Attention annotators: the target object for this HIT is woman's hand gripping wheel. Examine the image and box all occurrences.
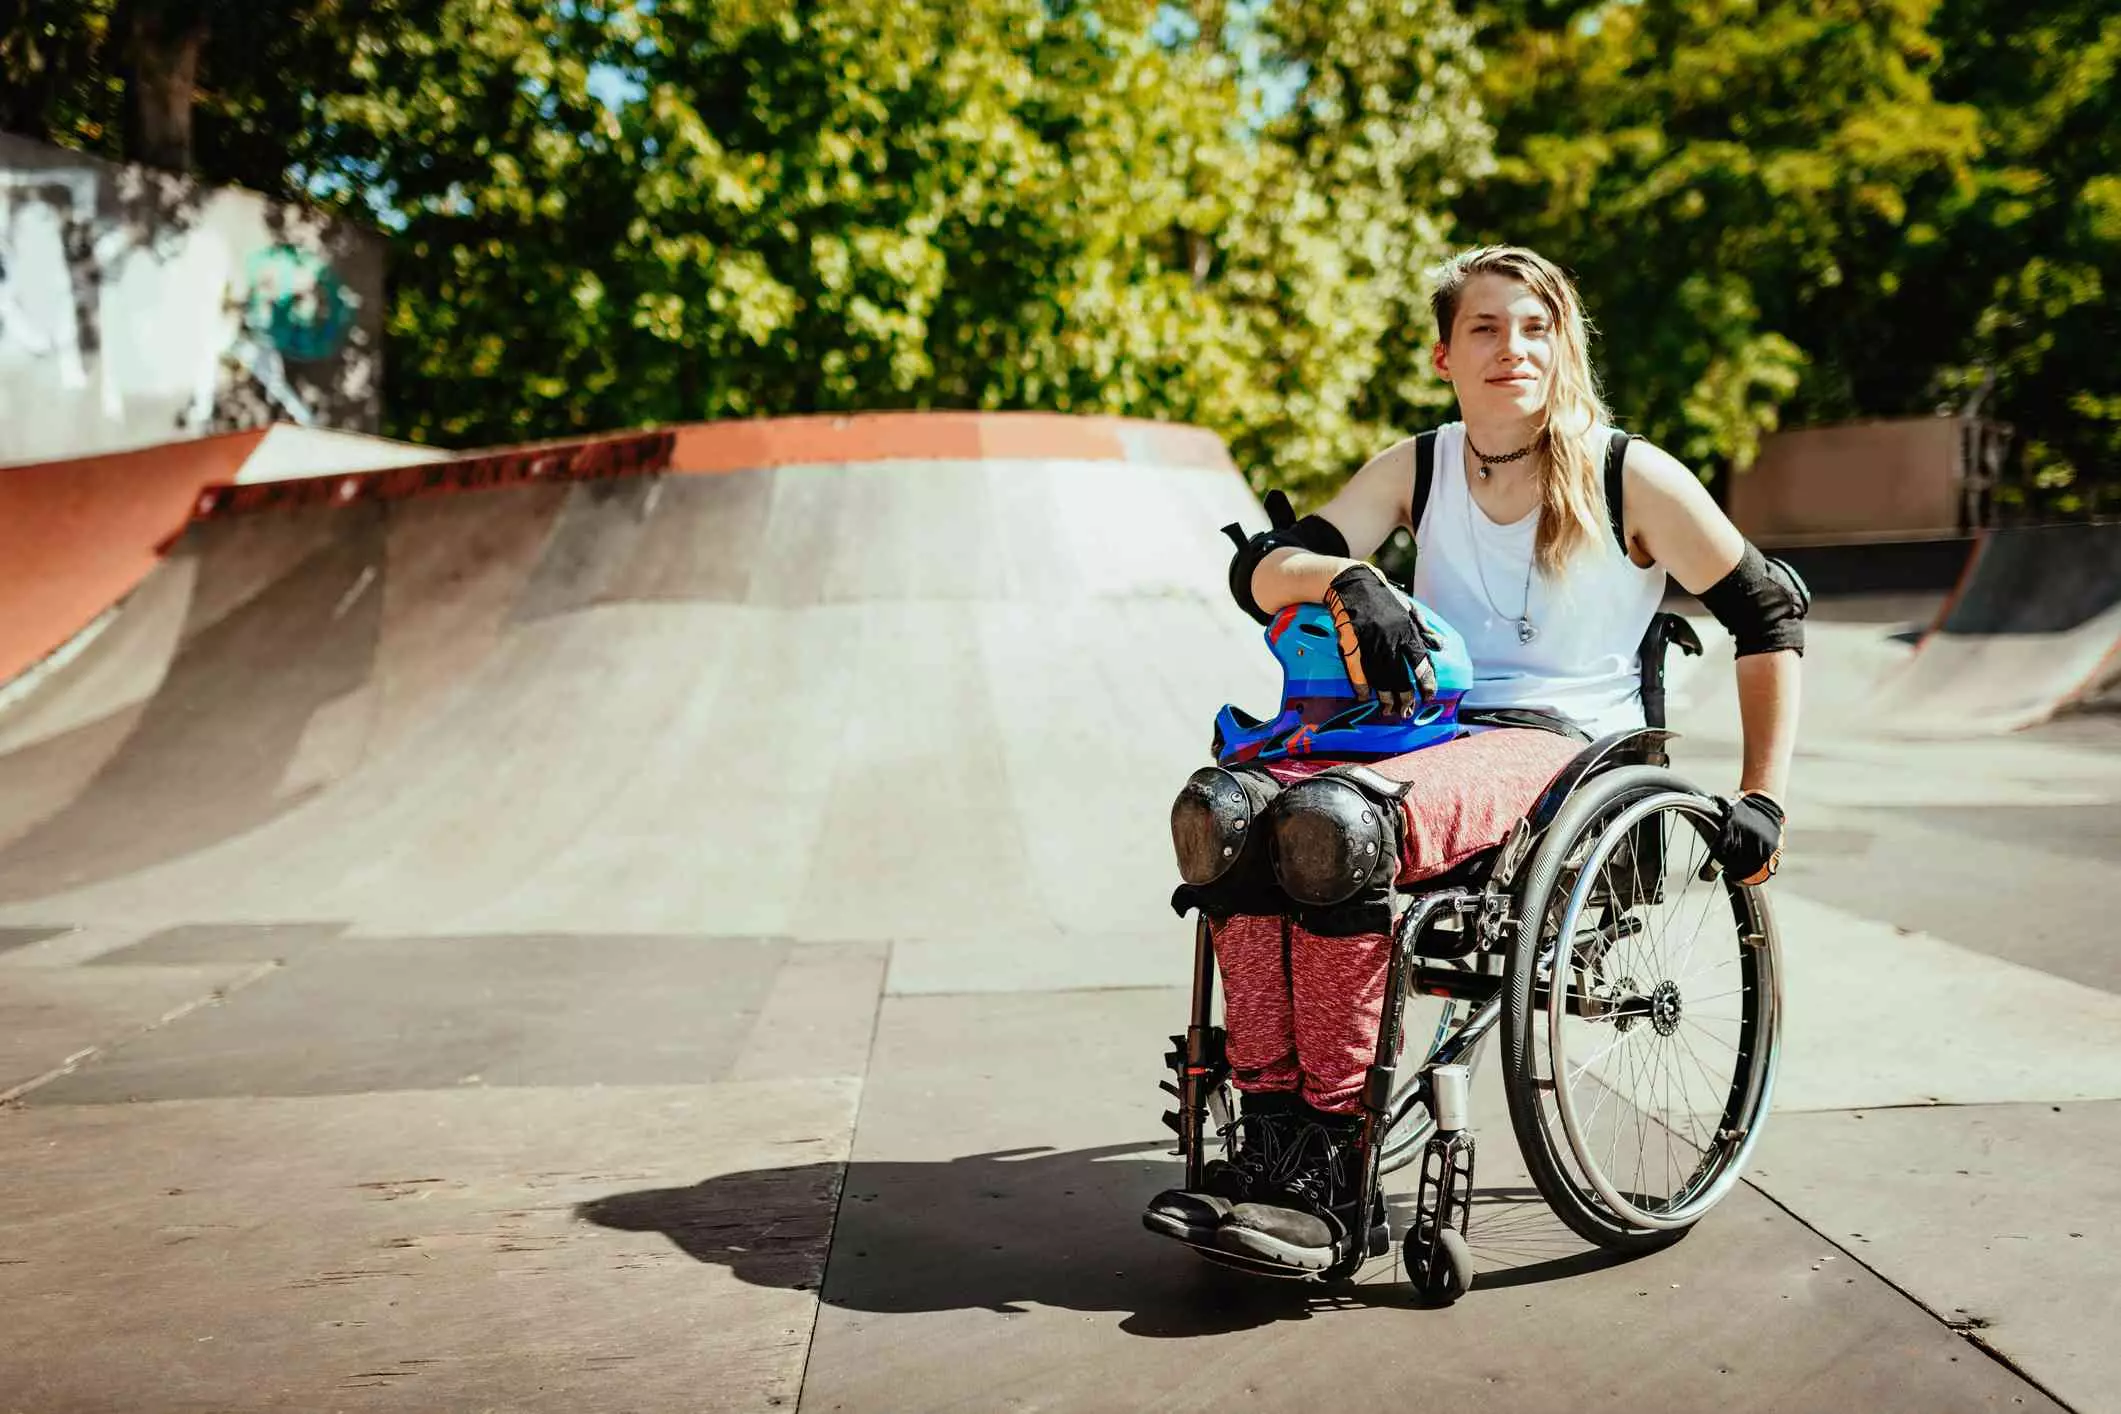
[1713,792,1785,886]
[1323,564,1443,719]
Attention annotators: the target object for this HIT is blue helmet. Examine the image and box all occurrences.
[1212,599,1475,765]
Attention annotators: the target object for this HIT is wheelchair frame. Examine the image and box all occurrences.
[1159,727,1781,1298]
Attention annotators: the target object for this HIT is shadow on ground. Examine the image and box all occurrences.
[577,1143,1645,1338]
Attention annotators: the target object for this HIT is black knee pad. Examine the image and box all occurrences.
[1168,765,1287,919]
[1171,766,1268,884]
[1267,766,1410,910]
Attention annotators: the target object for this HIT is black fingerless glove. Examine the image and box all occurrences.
[1322,564,1441,716]
[1715,792,1786,886]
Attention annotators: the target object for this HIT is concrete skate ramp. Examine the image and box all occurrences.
[0,412,1260,949]
[1872,522,2121,733]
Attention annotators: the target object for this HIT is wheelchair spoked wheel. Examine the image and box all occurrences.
[1502,765,1782,1252]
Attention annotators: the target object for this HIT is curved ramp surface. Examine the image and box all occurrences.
[0,415,1259,945]
[1872,522,2121,733]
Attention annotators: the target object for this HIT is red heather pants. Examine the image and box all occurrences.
[1213,728,1584,1115]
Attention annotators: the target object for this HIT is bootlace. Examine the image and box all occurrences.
[1274,1121,1360,1212]
[1217,1106,1301,1183]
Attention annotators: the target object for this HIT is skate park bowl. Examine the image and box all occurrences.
[1867,521,2121,733]
[1661,523,2121,742]
[0,412,1257,948]
[4,413,2119,1413]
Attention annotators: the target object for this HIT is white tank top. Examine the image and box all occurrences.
[1411,422,1668,738]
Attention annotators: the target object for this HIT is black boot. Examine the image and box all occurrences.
[1142,1091,1305,1245]
[1211,1109,1387,1272]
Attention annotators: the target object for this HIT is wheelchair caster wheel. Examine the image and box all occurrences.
[1407,1226,1474,1305]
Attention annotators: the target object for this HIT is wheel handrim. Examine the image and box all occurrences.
[1542,791,1780,1230]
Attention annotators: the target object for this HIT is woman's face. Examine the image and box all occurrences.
[1432,273,1555,424]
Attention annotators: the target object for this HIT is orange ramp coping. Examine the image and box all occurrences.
[0,431,269,687]
[666,411,1233,474]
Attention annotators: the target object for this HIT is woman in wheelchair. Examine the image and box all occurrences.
[1145,245,1806,1288]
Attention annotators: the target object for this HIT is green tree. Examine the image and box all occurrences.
[1919,0,2120,516]
[5,0,1494,497]
[1,0,448,191]
[1,0,123,155]
[1457,0,1980,479]
[336,0,1492,488]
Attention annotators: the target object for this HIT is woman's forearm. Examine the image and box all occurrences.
[1250,547,1363,616]
[1733,650,1800,800]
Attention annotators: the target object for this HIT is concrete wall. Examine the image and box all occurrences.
[0,132,384,466]
[1730,416,1972,548]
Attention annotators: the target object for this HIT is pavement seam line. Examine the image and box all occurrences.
[1779,1097,2116,1115]
[884,983,1184,1000]
[0,959,282,1107]
[793,938,892,1414]
[1740,1172,2079,1412]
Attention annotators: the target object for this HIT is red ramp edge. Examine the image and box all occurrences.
[191,431,676,522]
[0,430,270,686]
[667,411,1234,474]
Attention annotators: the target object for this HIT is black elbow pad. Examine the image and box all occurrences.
[1219,491,1351,625]
[1698,543,1810,657]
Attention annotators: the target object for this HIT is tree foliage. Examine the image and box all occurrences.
[1920,0,2121,515]
[1454,0,1980,478]
[2,1,440,183]
[1,0,121,153]
[3,0,2114,515]
[5,0,1482,492]
[341,0,1488,492]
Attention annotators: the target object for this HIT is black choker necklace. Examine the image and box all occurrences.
[1467,432,1536,480]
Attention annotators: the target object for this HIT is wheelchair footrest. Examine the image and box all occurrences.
[1185,1241,1330,1283]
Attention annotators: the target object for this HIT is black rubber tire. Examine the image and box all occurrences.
[1406,1225,1473,1304]
[1436,1228,1475,1300]
[1500,764,1755,1254]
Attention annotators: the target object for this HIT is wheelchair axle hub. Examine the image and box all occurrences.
[1649,978,1683,1036]
[1604,976,1682,1036]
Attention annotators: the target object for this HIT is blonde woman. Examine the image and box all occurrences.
[1146,245,1805,1272]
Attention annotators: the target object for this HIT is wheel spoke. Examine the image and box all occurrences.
[1659,1036,1676,1200]
[1567,1023,1639,1084]
[1665,827,1724,981]
[1680,1014,1743,1045]
[1671,1024,1732,1110]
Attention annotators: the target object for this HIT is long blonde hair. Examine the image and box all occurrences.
[1429,246,1609,577]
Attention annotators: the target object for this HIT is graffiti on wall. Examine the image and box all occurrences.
[0,136,383,465]
[0,169,97,395]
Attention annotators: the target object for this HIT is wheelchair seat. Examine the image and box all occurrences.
[1396,846,1502,896]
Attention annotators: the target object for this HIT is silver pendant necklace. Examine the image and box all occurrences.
[1464,440,1539,644]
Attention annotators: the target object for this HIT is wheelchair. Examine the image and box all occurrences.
[1156,716,1784,1303]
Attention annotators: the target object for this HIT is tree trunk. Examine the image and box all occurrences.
[118,1,209,172]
